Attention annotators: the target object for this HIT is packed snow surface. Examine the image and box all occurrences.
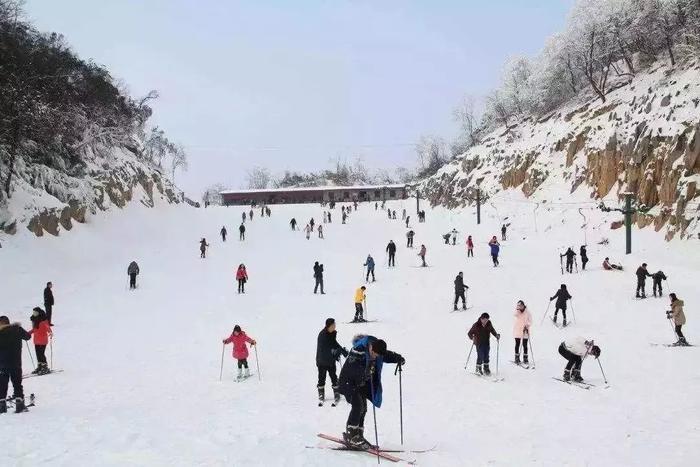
[1,200,699,466]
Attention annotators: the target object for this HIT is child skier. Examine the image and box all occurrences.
[513,300,531,365]
[558,337,601,382]
[467,313,500,375]
[236,264,248,294]
[353,286,367,322]
[220,226,227,242]
[29,307,52,375]
[222,325,257,380]
[667,293,688,346]
[550,284,572,327]
[338,334,404,449]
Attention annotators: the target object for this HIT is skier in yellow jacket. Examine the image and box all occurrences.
[353,286,367,323]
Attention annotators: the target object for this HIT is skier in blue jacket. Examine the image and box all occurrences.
[364,255,376,282]
[338,335,404,449]
[489,236,500,267]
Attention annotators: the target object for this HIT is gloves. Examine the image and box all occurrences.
[251,340,257,346]
[222,339,227,344]
[396,354,406,366]
[496,333,501,340]
[342,347,349,358]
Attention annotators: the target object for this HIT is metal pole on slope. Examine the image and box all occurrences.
[254,345,261,381]
[464,342,474,370]
[394,362,404,445]
[476,189,481,225]
[219,343,225,381]
[540,301,552,325]
[50,336,54,370]
[496,337,500,377]
[569,299,577,324]
[527,331,535,368]
[370,376,381,464]
[596,358,609,385]
[25,341,35,370]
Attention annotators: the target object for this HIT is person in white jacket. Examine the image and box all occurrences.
[513,300,532,365]
[558,337,601,382]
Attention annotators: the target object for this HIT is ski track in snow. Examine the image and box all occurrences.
[1,200,699,466]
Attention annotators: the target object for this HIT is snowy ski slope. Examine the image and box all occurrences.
[1,199,699,466]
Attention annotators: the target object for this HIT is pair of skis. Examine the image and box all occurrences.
[22,369,63,379]
[314,433,433,463]
[510,361,535,370]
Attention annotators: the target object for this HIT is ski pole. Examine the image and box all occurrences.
[464,342,474,369]
[527,331,535,368]
[540,301,552,325]
[25,341,35,369]
[394,362,404,445]
[219,343,225,381]
[370,376,381,464]
[668,316,677,340]
[364,298,368,320]
[496,337,500,376]
[254,345,261,381]
[596,357,608,384]
[50,336,54,370]
[569,299,576,324]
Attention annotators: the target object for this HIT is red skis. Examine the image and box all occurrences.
[317,433,404,463]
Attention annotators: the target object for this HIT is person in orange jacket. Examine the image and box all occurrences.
[29,307,52,375]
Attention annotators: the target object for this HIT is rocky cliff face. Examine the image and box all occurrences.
[0,143,186,238]
[421,62,700,240]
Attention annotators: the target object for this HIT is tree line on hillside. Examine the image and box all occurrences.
[0,0,187,203]
[437,0,700,170]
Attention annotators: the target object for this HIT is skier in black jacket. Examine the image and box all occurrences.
[652,270,667,297]
[338,335,404,449]
[313,262,325,294]
[0,316,31,413]
[316,318,348,406]
[385,240,397,267]
[127,261,140,290]
[454,272,468,311]
[580,245,588,270]
[220,226,227,242]
[561,248,577,273]
[239,223,246,241]
[550,284,572,327]
[636,263,651,298]
[43,282,54,325]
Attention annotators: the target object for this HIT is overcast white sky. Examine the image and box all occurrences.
[25,0,573,195]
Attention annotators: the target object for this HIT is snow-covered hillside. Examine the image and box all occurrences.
[422,62,700,241]
[1,200,699,466]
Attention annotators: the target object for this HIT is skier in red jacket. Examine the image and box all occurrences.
[236,264,248,294]
[223,325,257,380]
[29,307,52,375]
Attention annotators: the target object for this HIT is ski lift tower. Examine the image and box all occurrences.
[599,192,650,255]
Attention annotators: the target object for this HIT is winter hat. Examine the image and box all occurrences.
[480,312,490,320]
[372,339,388,356]
[233,325,242,333]
[325,318,335,328]
[590,345,601,358]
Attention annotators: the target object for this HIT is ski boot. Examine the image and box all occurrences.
[31,366,41,375]
[37,363,50,375]
[514,354,521,364]
[679,337,689,347]
[562,318,568,328]
[523,354,529,365]
[552,315,558,325]
[475,364,483,375]
[462,304,467,311]
[562,369,571,381]
[571,369,584,383]
[236,368,243,381]
[332,386,341,405]
[348,427,372,450]
[244,367,250,378]
[0,400,6,414]
[317,386,325,404]
[14,397,26,413]
[453,305,458,311]
[483,364,491,376]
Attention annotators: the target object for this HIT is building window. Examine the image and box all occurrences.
[374,190,380,198]
[389,190,396,198]
[344,192,349,200]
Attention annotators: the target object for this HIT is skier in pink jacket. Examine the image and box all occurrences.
[513,300,532,365]
[223,325,257,380]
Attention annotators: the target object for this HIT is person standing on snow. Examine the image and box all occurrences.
[386,240,397,267]
[28,307,52,375]
[550,284,572,327]
[402,208,406,220]
[199,238,209,258]
[364,255,376,282]
[558,337,600,382]
[304,224,312,240]
[453,272,468,311]
[43,282,54,326]
[561,247,577,273]
[466,235,474,258]
[636,263,652,298]
[513,300,532,365]
[239,223,246,241]
[652,270,667,297]
[580,245,588,270]
[249,209,254,221]
[418,244,427,267]
[353,286,367,322]
[236,264,248,294]
[318,224,324,239]
[667,293,688,346]
[342,212,347,224]
[313,262,325,294]
[467,313,500,375]
[405,216,410,228]
[316,318,348,406]
[290,218,297,231]
[222,325,257,381]
[0,315,31,413]
[327,211,332,223]
[488,237,500,267]
[242,211,246,223]
[220,226,227,242]
[127,261,140,290]
[451,229,458,245]
[338,335,404,449]
[501,224,507,241]
[310,218,315,231]
[406,230,415,248]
